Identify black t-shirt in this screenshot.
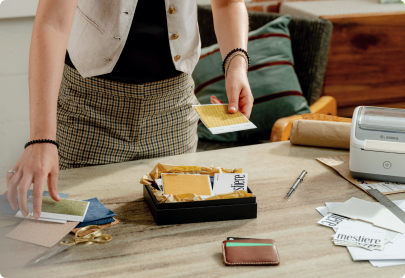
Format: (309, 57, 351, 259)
(65, 0, 182, 84)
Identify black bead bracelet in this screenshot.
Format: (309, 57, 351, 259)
(222, 48, 250, 74)
(24, 139, 59, 149)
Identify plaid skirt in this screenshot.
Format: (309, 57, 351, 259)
(57, 65, 200, 170)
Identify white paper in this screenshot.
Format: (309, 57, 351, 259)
(329, 197, 405, 234)
(155, 179, 163, 191)
(369, 260, 405, 267)
(208, 122, 257, 134)
(212, 173, 248, 195)
(348, 232, 405, 260)
(333, 221, 386, 248)
(317, 213, 348, 229)
(316, 207, 329, 217)
(14, 211, 67, 223)
(325, 202, 342, 211)
(333, 239, 386, 251)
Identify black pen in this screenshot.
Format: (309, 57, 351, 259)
(286, 170, 307, 198)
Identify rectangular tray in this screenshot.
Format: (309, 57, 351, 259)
(143, 184, 257, 225)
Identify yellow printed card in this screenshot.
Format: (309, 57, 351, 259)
(193, 104, 256, 134)
(162, 174, 212, 196)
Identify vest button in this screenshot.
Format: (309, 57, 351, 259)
(168, 7, 176, 14)
(174, 55, 181, 62)
(170, 34, 179, 40)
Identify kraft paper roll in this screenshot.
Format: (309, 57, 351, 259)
(290, 119, 351, 149)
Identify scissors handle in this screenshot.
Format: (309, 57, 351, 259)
(74, 225, 112, 244)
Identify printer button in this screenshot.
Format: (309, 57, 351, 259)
(383, 161, 392, 169)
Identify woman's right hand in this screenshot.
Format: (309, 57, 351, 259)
(6, 143, 61, 219)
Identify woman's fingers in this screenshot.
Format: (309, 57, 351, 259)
(32, 174, 46, 219)
(47, 170, 61, 202)
(17, 173, 33, 217)
(210, 95, 223, 104)
(226, 85, 240, 114)
(6, 168, 22, 210)
(239, 87, 254, 119)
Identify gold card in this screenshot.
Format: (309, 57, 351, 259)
(162, 174, 212, 195)
(193, 104, 249, 128)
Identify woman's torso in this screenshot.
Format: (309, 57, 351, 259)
(65, 0, 182, 84)
(67, 0, 200, 79)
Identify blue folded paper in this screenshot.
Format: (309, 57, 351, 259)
(0, 190, 69, 216)
(75, 198, 116, 228)
(75, 217, 116, 228)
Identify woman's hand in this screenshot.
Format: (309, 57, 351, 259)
(6, 143, 60, 219)
(210, 56, 253, 119)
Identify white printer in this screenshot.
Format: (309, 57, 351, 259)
(350, 106, 405, 183)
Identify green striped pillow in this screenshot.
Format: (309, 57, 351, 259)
(193, 15, 311, 142)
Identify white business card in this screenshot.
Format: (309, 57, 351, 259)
(213, 173, 248, 195)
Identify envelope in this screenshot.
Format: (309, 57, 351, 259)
(329, 197, 405, 234)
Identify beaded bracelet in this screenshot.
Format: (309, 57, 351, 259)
(222, 48, 250, 74)
(225, 52, 249, 78)
(24, 139, 59, 149)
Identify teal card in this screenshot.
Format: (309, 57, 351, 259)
(226, 242, 273, 247)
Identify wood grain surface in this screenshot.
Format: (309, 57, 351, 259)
(321, 13, 405, 117)
(1, 142, 405, 277)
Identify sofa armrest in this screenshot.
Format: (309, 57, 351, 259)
(270, 96, 337, 142)
(270, 115, 303, 142)
(309, 96, 337, 115)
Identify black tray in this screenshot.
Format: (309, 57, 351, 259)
(143, 184, 257, 225)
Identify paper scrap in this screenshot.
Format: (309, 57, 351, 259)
(325, 202, 342, 211)
(369, 259, 405, 267)
(329, 197, 405, 234)
(348, 232, 405, 261)
(316, 155, 405, 195)
(318, 213, 348, 229)
(333, 222, 386, 249)
(6, 219, 79, 248)
(193, 104, 256, 134)
(316, 207, 329, 217)
(213, 173, 248, 195)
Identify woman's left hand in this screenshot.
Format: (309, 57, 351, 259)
(210, 56, 253, 119)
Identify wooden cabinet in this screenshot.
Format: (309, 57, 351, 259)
(322, 12, 405, 117)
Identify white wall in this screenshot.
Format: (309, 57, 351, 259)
(0, 0, 38, 179)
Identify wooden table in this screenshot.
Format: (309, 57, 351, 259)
(1, 141, 405, 277)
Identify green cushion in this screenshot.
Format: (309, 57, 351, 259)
(193, 15, 311, 142)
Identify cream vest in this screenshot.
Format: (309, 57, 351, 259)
(67, 0, 201, 78)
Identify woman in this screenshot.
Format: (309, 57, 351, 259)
(5, 0, 253, 219)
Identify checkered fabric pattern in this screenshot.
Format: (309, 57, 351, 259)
(57, 65, 200, 170)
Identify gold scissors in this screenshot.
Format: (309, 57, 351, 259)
(62, 225, 112, 246)
(26, 225, 112, 266)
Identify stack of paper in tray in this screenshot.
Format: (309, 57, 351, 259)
(316, 197, 405, 267)
(156, 173, 248, 198)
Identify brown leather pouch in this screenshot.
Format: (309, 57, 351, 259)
(222, 239, 280, 266)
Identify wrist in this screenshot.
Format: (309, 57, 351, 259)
(30, 131, 56, 141)
(227, 55, 248, 75)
